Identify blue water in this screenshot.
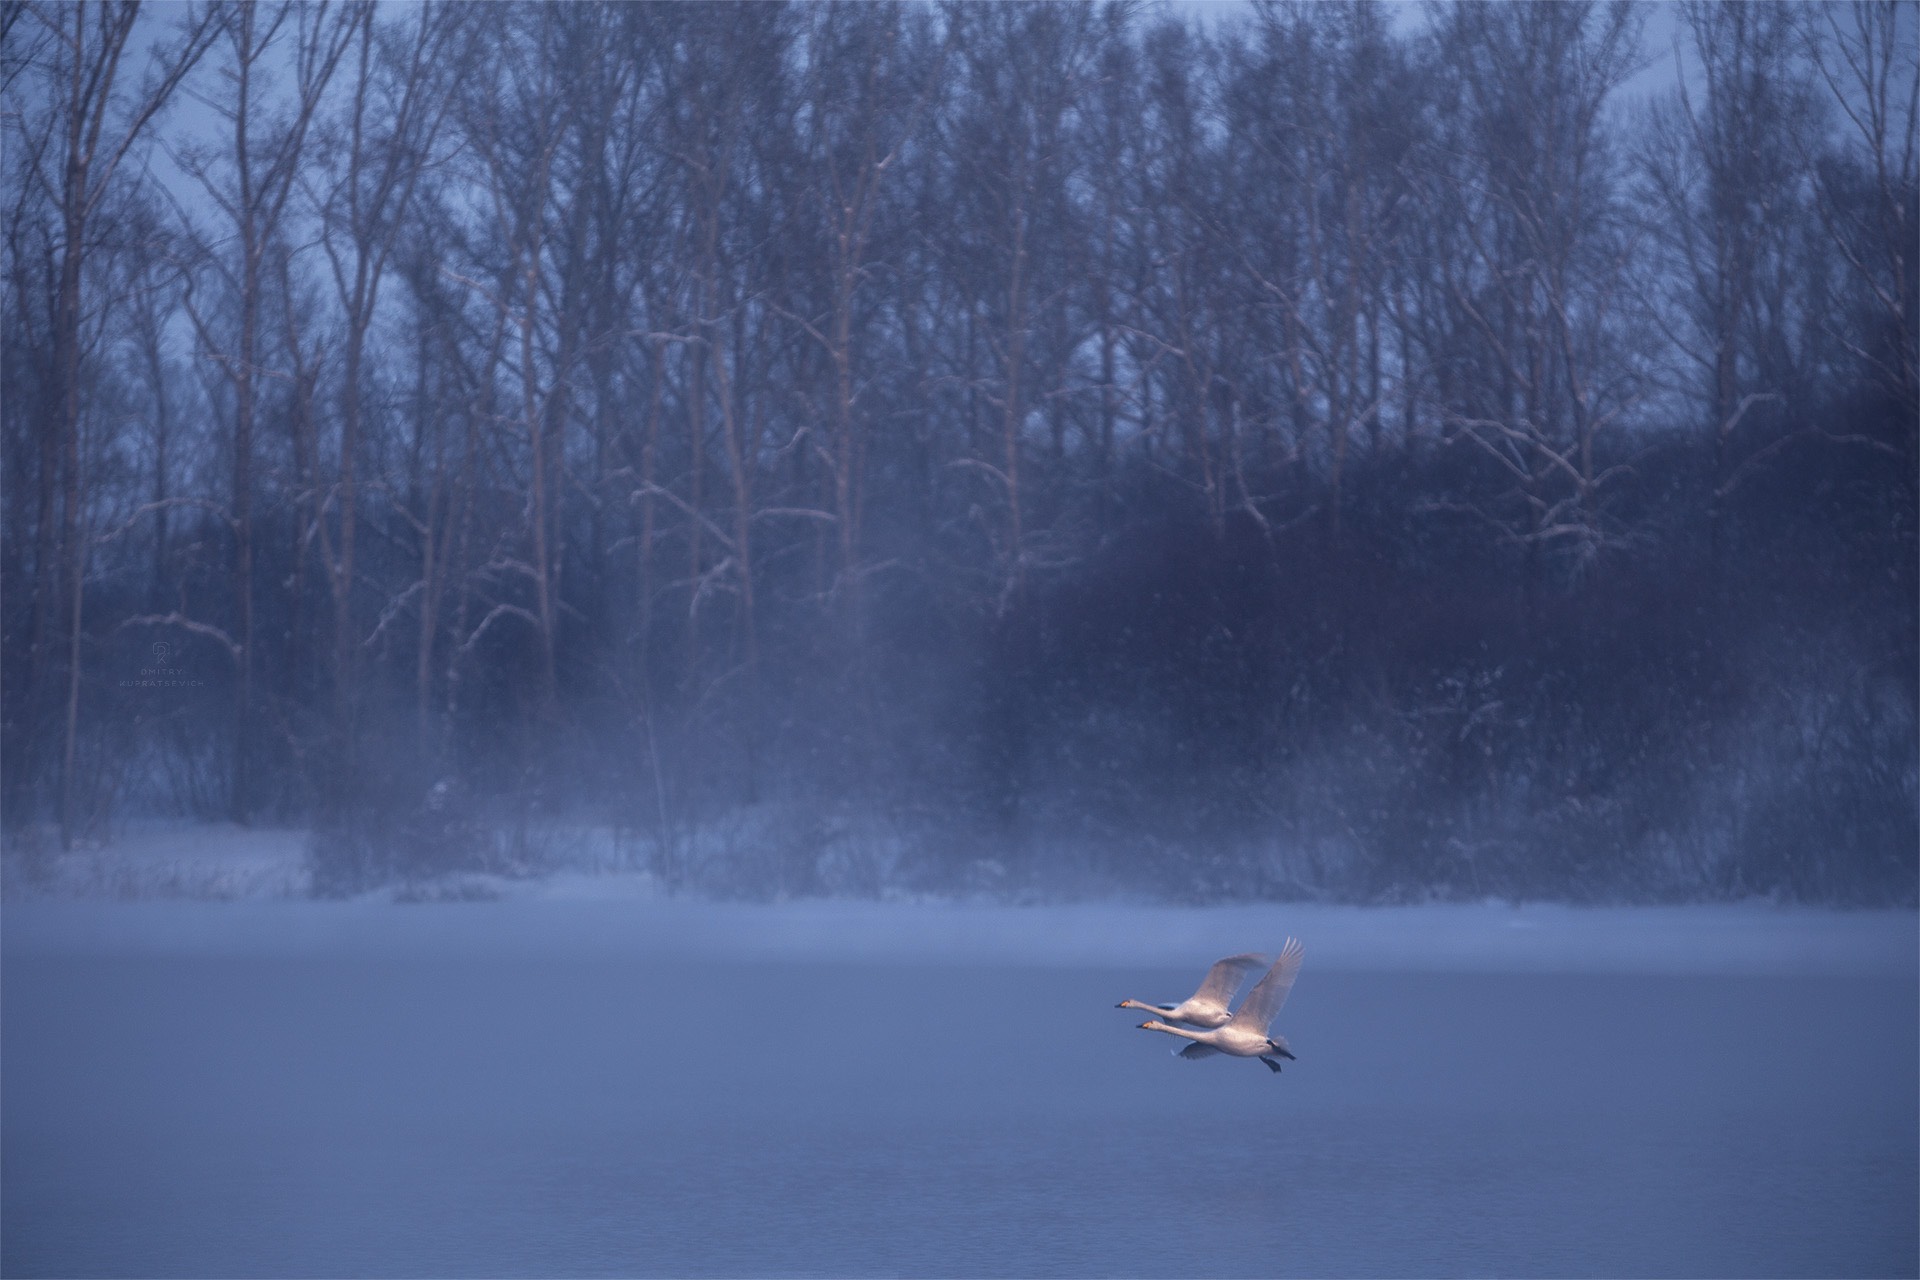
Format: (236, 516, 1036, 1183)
(4, 915, 1915, 1276)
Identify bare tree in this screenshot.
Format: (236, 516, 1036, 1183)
(1638, 2, 1826, 568)
(170, 1, 353, 822)
(9, 0, 219, 845)
(1805, 0, 1918, 411)
(939, 1, 1116, 608)
(307, 0, 458, 803)
(784, 2, 941, 637)
(1239, 1, 1417, 546)
(1426, 1, 1649, 600)
(448, 5, 573, 720)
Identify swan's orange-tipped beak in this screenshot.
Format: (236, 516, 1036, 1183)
(1114, 1001, 1127, 1008)
(1136, 1021, 1153, 1029)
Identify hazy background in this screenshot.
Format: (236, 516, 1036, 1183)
(3, 0, 1915, 905)
(7, 8, 1917, 1276)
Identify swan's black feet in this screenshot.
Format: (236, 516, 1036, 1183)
(1260, 1056, 1285, 1074)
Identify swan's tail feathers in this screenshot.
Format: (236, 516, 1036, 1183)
(1176, 1042, 1222, 1060)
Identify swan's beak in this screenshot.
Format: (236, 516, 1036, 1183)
(1136, 1021, 1153, 1029)
(1114, 1001, 1130, 1009)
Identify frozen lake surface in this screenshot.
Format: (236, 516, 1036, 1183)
(5, 901, 1916, 1277)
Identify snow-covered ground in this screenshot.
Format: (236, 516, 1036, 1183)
(2, 820, 314, 899)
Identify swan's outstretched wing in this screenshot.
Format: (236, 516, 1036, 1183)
(1176, 1042, 1223, 1059)
(1228, 937, 1304, 1033)
(1190, 952, 1268, 1008)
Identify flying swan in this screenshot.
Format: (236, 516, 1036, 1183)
(1115, 952, 1269, 1028)
(1136, 936, 1304, 1073)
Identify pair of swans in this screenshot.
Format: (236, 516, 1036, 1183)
(1117, 937, 1305, 1074)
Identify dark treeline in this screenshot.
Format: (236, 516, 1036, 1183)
(3, 0, 1914, 902)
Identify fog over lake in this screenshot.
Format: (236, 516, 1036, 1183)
(6, 901, 1913, 1277)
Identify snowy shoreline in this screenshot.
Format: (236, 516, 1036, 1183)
(5, 820, 1913, 975)
(5, 894, 1913, 976)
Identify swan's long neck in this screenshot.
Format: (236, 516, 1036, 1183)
(1138, 1019, 1208, 1043)
(1121, 999, 1174, 1015)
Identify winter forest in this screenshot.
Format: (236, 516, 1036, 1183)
(2, 0, 1915, 904)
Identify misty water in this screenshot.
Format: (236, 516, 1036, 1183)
(5, 902, 1915, 1278)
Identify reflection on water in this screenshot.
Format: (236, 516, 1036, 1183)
(5, 947, 1916, 1276)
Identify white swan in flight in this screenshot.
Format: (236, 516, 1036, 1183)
(1115, 952, 1268, 1028)
(1136, 937, 1304, 1073)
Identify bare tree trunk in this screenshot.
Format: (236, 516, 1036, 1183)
(640, 338, 663, 681)
(684, 338, 707, 694)
(317, 3, 455, 790)
(520, 262, 560, 713)
(55, 137, 84, 846)
(1002, 202, 1027, 601)
(171, 3, 349, 823)
(39, 1, 216, 846)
